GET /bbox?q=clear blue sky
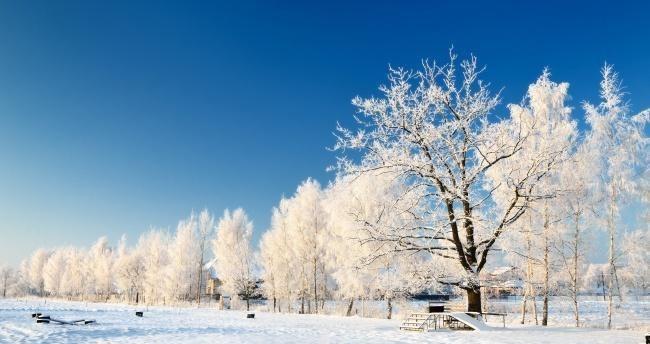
[0,1,648,265]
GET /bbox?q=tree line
[1,52,647,328]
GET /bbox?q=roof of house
[203,257,219,279]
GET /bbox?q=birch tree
[325,171,433,318]
[583,64,648,329]
[285,179,329,313]
[500,70,576,325]
[213,208,256,310]
[259,199,297,313]
[28,249,50,297]
[114,235,145,303]
[167,214,200,302]
[619,229,649,298]
[137,229,171,304]
[43,248,68,297]
[196,209,215,305]
[553,142,597,327]
[89,237,114,301]
[0,265,15,298]
[60,248,90,300]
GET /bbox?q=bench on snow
[35,314,96,325]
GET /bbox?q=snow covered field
[0,298,648,343]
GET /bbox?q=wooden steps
[399,311,501,332]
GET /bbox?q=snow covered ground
[0,298,647,343]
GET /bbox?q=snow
[447,312,492,331]
[0,298,647,343]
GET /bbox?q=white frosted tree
[137,229,171,304]
[326,171,449,318]
[28,249,50,297]
[60,248,90,299]
[325,172,411,317]
[196,209,215,305]
[88,237,114,301]
[114,235,145,304]
[552,141,598,327]
[583,64,648,329]
[583,264,609,298]
[43,248,69,297]
[0,264,15,298]
[259,198,298,313]
[259,230,279,311]
[17,260,31,297]
[334,52,564,312]
[285,179,329,314]
[619,229,649,298]
[213,208,256,310]
[495,70,577,325]
[166,213,200,302]
[324,177,375,316]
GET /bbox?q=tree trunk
[387,298,393,319]
[607,228,614,330]
[346,298,354,317]
[532,294,538,325]
[601,272,606,301]
[300,296,305,314]
[607,188,616,330]
[542,204,550,326]
[466,288,482,313]
[246,297,250,311]
[196,263,203,306]
[542,247,549,326]
[273,296,277,313]
[573,212,580,327]
[520,295,527,324]
[313,259,318,314]
[521,217,533,324]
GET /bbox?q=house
[203,258,222,299]
[483,266,523,298]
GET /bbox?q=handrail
[402,311,508,331]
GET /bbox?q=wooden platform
[399,312,506,332]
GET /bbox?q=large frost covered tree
[213,208,256,310]
[334,51,565,312]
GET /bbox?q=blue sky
[0,1,648,265]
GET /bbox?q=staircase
[399,313,438,332]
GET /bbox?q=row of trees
[1,209,256,309]
[1,52,647,327]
